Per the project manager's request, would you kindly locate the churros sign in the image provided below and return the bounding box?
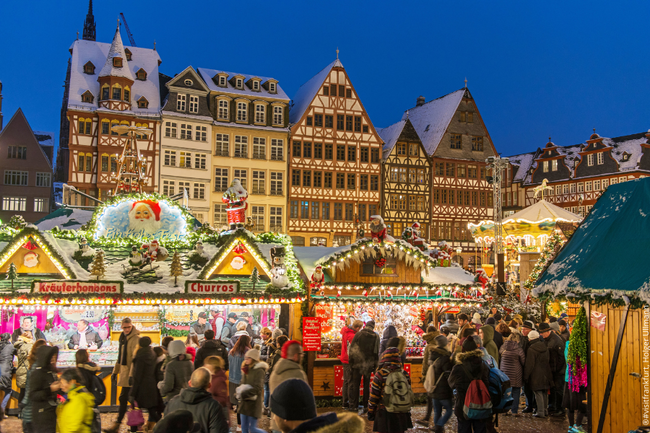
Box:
[32,280,123,294]
[185,280,239,294]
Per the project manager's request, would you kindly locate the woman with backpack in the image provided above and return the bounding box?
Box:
[499,333,526,416]
[448,338,491,433]
[237,347,268,433]
[30,345,62,433]
[76,349,103,432]
[417,329,444,427]
[367,347,413,433]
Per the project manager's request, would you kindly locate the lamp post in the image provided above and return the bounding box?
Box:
[455,247,462,266]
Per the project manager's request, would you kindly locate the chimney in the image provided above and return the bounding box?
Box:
[416,95,425,107]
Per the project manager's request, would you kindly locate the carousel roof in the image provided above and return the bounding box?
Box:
[506,199,582,224]
[534,177,650,304]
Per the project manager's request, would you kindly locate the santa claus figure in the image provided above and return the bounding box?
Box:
[222,179,248,230]
[476,268,489,290]
[142,239,169,263]
[129,200,162,235]
[23,251,39,268]
[310,265,325,292]
[408,222,427,251]
[370,215,394,244]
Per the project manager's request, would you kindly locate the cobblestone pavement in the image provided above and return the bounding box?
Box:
[2,405,576,433]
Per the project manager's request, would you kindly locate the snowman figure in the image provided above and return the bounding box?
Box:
[79,238,90,254]
[129,245,143,268]
[270,246,290,289]
[194,240,205,257]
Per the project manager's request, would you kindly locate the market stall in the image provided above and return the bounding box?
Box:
[0,187,304,412]
[294,232,487,397]
[534,178,650,433]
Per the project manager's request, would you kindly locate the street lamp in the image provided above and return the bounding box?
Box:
[455,247,463,266]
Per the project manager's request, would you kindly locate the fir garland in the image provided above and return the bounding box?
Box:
[317,238,438,270]
[567,306,588,392]
[524,232,565,292]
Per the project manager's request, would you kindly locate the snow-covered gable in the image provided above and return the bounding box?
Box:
[35,208,94,231]
[68,38,162,116]
[33,131,55,147]
[400,89,464,156]
[607,132,648,171]
[98,28,135,81]
[378,120,406,159]
[197,67,289,101]
[507,152,535,183]
[289,59,342,125]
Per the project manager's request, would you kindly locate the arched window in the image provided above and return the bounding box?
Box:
[111,84,122,100]
[110,119,120,136]
[124,86,130,102]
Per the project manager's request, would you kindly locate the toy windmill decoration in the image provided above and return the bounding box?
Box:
[533,178,553,200]
[110,125,153,195]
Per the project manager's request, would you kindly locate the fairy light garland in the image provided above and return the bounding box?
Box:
[318,239,438,270]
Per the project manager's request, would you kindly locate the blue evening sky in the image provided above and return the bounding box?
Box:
[1,0,649,160]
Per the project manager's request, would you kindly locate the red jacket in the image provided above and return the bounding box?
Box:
[210,369,229,421]
[340,326,357,364]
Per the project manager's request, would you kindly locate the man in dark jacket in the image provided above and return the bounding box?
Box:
[348,320,379,413]
[68,320,103,350]
[194,330,228,370]
[524,331,553,418]
[441,313,459,335]
[484,318,503,350]
[220,313,238,345]
[539,322,566,416]
[558,319,570,342]
[165,368,229,433]
[340,319,362,409]
[12,316,46,343]
[190,312,212,342]
[448,338,490,432]
[519,320,536,413]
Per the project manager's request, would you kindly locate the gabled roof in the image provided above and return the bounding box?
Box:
[400,89,465,156]
[98,27,135,81]
[378,119,406,159]
[0,109,53,170]
[289,59,343,124]
[534,178,650,304]
[197,67,289,101]
[166,66,210,93]
[508,152,536,182]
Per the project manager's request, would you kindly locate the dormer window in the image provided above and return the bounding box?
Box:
[219,76,227,87]
[269,82,276,93]
[124,48,132,61]
[236,78,243,89]
[622,152,631,162]
[185,79,194,86]
[83,61,95,75]
[137,96,149,109]
[81,90,94,103]
[136,68,147,81]
[253,81,260,91]
[113,57,123,68]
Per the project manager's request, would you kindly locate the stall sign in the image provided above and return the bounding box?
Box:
[32,280,123,294]
[314,305,333,334]
[302,317,322,351]
[444,306,461,314]
[185,280,239,294]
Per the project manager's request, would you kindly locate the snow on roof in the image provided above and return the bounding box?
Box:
[422,265,476,285]
[401,89,464,156]
[293,246,350,279]
[378,120,406,159]
[35,208,94,231]
[33,131,55,147]
[68,38,162,115]
[197,67,289,101]
[98,28,135,81]
[289,59,341,124]
[606,132,648,171]
[507,152,535,182]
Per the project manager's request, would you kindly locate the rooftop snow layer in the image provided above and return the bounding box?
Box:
[35,208,94,231]
[378,120,406,159]
[422,265,476,285]
[197,68,289,101]
[68,38,162,115]
[33,131,55,147]
[401,89,464,156]
[289,59,342,124]
[507,152,535,182]
[98,29,135,81]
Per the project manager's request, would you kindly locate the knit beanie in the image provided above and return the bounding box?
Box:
[272,328,283,339]
[462,337,478,352]
[528,331,540,340]
[245,348,261,362]
[139,336,152,348]
[270,379,317,421]
[472,312,481,323]
[168,340,187,358]
[434,335,448,348]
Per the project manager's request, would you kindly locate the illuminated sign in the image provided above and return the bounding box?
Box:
[32,280,124,294]
[185,280,240,294]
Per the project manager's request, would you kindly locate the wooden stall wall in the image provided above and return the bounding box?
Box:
[331,259,422,285]
[589,303,644,433]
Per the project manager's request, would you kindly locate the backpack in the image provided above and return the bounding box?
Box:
[89,374,106,406]
[383,370,414,413]
[488,367,513,412]
[461,366,492,420]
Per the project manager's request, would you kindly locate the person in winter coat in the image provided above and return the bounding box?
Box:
[15,331,35,404]
[195,329,229,371]
[20,339,47,433]
[220,313,238,345]
[75,349,102,404]
[523,331,553,418]
[519,320,536,413]
[106,318,140,433]
[339,320,362,409]
[441,313,459,335]
[30,345,61,433]
[417,330,443,426]
[159,340,194,401]
[562,341,587,432]
[153,346,166,383]
[558,320,571,342]
[539,322,567,416]
[471,313,483,330]
[499,333,526,416]
[56,368,95,433]
[204,356,230,425]
[348,321,380,412]
[165,368,229,433]
[229,334,252,430]
[12,316,46,343]
[258,327,274,411]
[238,348,269,433]
[185,334,200,362]
[422,335,453,432]
[229,321,250,350]
[479,324,499,365]
[130,337,164,432]
[152,409,196,433]
[0,333,14,411]
[68,320,103,350]
[379,324,398,356]
[189,312,213,343]
[269,340,308,432]
[367,347,413,433]
[484,318,504,350]
[448,338,491,432]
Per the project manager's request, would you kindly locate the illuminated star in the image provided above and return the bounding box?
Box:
[321,381,331,391]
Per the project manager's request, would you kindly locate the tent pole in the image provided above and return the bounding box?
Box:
[596,304,630,433]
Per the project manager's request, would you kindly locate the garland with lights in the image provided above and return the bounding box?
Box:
[524,232,564,293]
[567,306,588,392]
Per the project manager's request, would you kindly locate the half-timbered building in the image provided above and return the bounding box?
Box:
[197,66,290,233]
[60,26,162,204]
[288,57,383,247]
[160,66,213,224]
[377,118,431,238]
[507,130,650,217]
[404,88,497,265]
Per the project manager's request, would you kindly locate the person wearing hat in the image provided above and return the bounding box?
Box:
[471,312,483,331]
[558,319,570,342]
[520,320,536,413]
[430,335,453,433]
[269,340,308,431]
[418,326,441,426]
[165,368,229,433]
[523,331,553,418]
[448,338,491,431]
[237,346,268,433]
[539,322,567,416]
[195,329,229,371]
[348,320,380,413]
[221,313,239,345]
[159,340,193,401]
[483,317,504,350]
[270,379,364,433]
[190,312,213,343]
[129,336,164,432]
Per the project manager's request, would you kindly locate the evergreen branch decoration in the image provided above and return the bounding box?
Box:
[525,232,564,293]
[567,306,588,392]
